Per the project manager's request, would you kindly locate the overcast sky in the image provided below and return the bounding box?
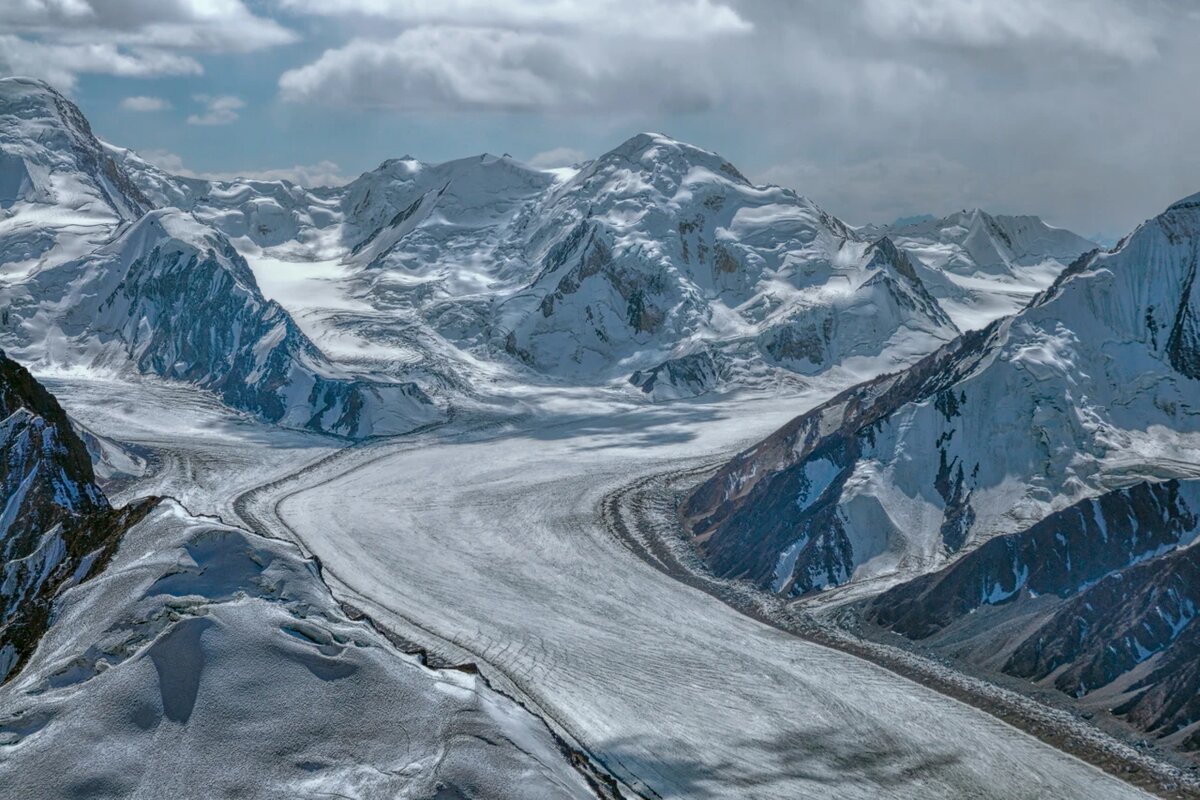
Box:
[2,0,1198,238]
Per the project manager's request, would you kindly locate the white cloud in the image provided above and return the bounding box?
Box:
[0,0,296,51]
[0,0,94,24]
[276,0,752,113]
[281,29,564,112]
[140,149,349,187]
[0,35,201,90]
[1,0,1188,236]
[136,149,189,173]
[861,0,1161,62]
[527,146,588,168]
[187,94,244,126]
[119,94,169,111]
[229,160,349,187]
[279,25,727,112]
[0,0,296,91]
[279,0,751,41]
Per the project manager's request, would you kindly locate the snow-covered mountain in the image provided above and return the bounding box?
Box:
[0,350,151,681]
[484,134,960,388]
[0,80,439,438]
[864,209,1098,329]
[109,142,557,270]
[865,479,1200,752]
[111,131,973,399]
[106,145,344,255]
[878,208,1097,277]
[1,77,1102,426]
[0,78,149,277]
[0,208,438,438]
[685,192,1200,597]
[104,115,1111,406]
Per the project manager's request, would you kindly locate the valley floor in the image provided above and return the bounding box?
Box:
[43,372,1175,800]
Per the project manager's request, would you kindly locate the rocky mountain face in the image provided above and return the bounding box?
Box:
[864,480,1200,751]
[685,193,1200,597]
[0,80,439,438]
[0,350,151,681]
[683,192,1200,753]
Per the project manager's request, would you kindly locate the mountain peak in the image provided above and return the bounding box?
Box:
[0,76,64,105]
[106,208,260,292]
[865,236,918,279]
[0,75,150,220]
[613,131,678,152]
[595,132,751,185]
[1167,191,1200,212]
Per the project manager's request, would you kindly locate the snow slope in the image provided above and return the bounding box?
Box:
[106,127,1101,404]
[865,209,1098,328]
[0,80,439,437]
[0,208,439,437]
[0,500,600,799]
[114,131,970,399]
[491,134,960,388]
[0,78,149,280]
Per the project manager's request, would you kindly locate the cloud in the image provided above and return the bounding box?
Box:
[278,0,751,40]
[0,0,296,91]
[187,94,245,126]
[527,146,588,169]
[228,160,349,187]
[0,35,201,90]
[8,0,1189,237]
[0,0,296,51]
[263,0,1200,235]
[860,0,1160,62]
[277,0,751,113]
[139,149,349,187]
[119,94,169,111]
[279,24,734,113]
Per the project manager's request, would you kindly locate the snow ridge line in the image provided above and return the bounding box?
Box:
[599,465,1200,800]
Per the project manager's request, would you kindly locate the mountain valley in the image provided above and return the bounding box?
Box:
[1,75,1197,799]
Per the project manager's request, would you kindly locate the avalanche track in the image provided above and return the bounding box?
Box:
[227,394,1166,800]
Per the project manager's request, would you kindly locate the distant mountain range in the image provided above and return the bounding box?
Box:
[2,78,1097,427]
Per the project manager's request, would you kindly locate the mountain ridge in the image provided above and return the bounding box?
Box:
[685,191,1200,596]
[0,349,154,681]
